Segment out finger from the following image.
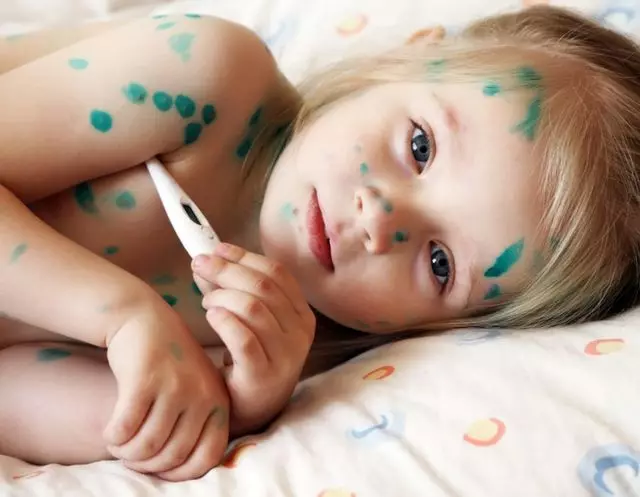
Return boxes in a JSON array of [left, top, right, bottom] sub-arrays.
[[205, 305, 268, 372], [155, 406, 229, 482], [195, 243, 314, 325], [108, 397, 181, 462], [192, 272, 217, 295], [123, 407, 208, 475], [103, 387, 153, 446]]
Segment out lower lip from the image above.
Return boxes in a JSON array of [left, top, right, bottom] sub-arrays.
[[307, 190, 334, 272]]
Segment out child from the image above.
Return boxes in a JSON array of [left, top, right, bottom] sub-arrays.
[[0, 4, 639, 482]]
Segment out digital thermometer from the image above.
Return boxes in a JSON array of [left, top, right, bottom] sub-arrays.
[[145, 157, 221, 258]]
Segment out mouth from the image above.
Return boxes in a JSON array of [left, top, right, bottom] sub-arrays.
[[307, 189, 334, 272]]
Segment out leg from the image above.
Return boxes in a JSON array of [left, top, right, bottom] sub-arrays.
[[0, 342, 115, 465]]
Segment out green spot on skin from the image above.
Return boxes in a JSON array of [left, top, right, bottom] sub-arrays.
[[202, 104, 216, 125], [211, 406, 228, 429], [192, 281, 203, 296], [37, 348, 71, 362], [236, 137, 253, 159], [122, 82, 148, 104], [156, 21, 176, 30], [104, 245, 119, 256], [484, 238, 525, 278], [483, 82, 501, 96], [10, 243, 27, 263], [393, 231, 409, 243], [152, 91, 173, 112], [279, 202, 298, 221], [484, 284, 502, 300], [516, 66, 542, 89], [169, 342, 183, 361], [68, 58, 89, 70], [249, 107, 262, 127], [381, 199, 393, 214], [74, 182, 99, 214], [175, 94, 196, 119], [426, 58, 446, 74], [184, 122, 203, 145], [151, 14, 168, 19], [115, 191, 136, 210], [185, 13, 201, 18], [152, 274, 177, 285], [90, 109, 113, 133], [169, 32, 195, 62], [163, 294, 178, 306], [359, 162, 369, 175], [512, 95, 541, 141]]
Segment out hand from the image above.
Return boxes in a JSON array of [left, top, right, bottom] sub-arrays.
[[104, 295, 230, 481], [191, 243, 316, 435]]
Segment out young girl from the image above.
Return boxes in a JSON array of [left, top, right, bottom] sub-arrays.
[[0, 4, 639, 482]]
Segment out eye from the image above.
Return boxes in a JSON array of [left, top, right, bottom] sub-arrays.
[[410, 124, 434, 172], [430, 242, 450, 287]]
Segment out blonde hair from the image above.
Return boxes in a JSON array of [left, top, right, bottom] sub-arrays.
[[294, 6, 640, 356]]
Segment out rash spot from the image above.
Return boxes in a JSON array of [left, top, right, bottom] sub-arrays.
[[115, 191, 136, 210], [184, 123, 203, 145], [156, 21, 176, 30], [393, 231, 409, 243], [74, 182, 98, 214], [484, 284, 502, 300], [90, 109, 113, 133], [10, 243, 27, 263], [37, 348, 71, 362], [202, 104, 217, 125], [484, 238, 525, 278], [482, 82, 501, 96], [175, 94, 196, 118], [68, 58, 89, 70], [104, 245, 119, 256], [279, 202, 298, 221], [122, 82, 148, 104], [359, 162, 369, 175], [152, 91, 173, 112], [236, 137, 253, 159], [512, 95, 541, 141], [163, 294, 178, 306]]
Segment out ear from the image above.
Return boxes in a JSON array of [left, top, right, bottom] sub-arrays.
[[406, 25, 446, 45]]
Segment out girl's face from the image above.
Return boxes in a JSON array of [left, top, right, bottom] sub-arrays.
[[259, 80, 545, 332]]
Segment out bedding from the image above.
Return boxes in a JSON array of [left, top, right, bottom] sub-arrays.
[[1, 0, 640, 496]]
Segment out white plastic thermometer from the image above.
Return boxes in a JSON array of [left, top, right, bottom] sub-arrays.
[[145, 157, 221, 258]]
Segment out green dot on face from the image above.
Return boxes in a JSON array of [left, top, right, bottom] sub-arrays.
[[68, 58, 89, 70], [37, 348, 71, 362], [104, 245, 119, 256], [156, 21, 176, 30], [115, 191, 136, 210], [236, 137, 253, 159], [382, 199, 393, 213], [122, 82, 148, 104], [483, 82, 501, 96], [202, 104, 217, 125], [10, 243, 28, 263], [393, 231, 409, 243], [163, 294, 178, 306], [175, 94, 196, 118], [359, 162, 369, 175], [90, 109, 113, 133], [484, 284, 502, 300], [153, 91, 173, 112], [184, 122, 203, 145]]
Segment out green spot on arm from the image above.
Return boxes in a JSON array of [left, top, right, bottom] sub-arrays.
[[68, 58, 89, 70], [122, 82, 148, 104], [90, 110, 113, 133], [74, 182, 99, 214], [37, 348, 71, 362], [163, 294, 178, 306], [156, 21, 176, 30], [249, 107, 263, 127], [152, 91, 173, 112], [175, 95, 196, 118], [115, 191, 136, 210], [236, 136, 253, 159], [10, 243, 28, 263], [201, 104, 217, 125], [484, 238, 525, 278], [104, 245, 119, 256], [184, 123, 203, 145]]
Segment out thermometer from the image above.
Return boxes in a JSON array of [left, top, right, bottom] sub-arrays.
[[145, 157, 220, 258]]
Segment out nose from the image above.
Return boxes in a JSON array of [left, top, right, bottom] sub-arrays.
[[354, 185, 395, 255]]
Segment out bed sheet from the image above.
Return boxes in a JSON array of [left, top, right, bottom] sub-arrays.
[[1, 0, 640, 496]]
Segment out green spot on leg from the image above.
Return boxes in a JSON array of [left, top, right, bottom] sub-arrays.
[[393, 231, 409, 243], [68, 58, 89, 70], [152, 91, 173, 112], [279, 202, 298, 221], [156, 21, 176, 30], [484, 238, 525, 278], [185, 13, 201, 18], [175, 94, 196, 118], [122, 82, 148, 104], [359, 162, 369, 175], [483, 284, 502, 300], [163, 294, 178, 306], [90, 109, 113, 133], [192, 281, 203, 296], [184, 122, 203, 145], [249, 107, 262, 127], [169, 32, 195, 62], [169, 342, 183, 361], [10, 243, 27, 263], [516, 66, 542, 89], [115, 191, 136, 210], [37, 348, 71, 362], [512, 95, 541, 141], [482, 82, 501, 96], [236, 137, 253, 159], [152, 274, 177, 285], [74, 182, 99, 214], [202, 104, 216, 125], [104, 245, 119, 256]]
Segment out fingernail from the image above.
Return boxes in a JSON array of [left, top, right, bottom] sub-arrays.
[[192, 254, 210, 269]]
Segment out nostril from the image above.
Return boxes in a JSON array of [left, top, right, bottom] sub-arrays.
[[355, 194, 363, 212]]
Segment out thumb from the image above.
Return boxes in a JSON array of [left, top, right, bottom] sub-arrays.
[[103, 384, 151, 446]]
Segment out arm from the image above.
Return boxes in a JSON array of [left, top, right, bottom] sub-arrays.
[[0, 16, 277, 346]]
